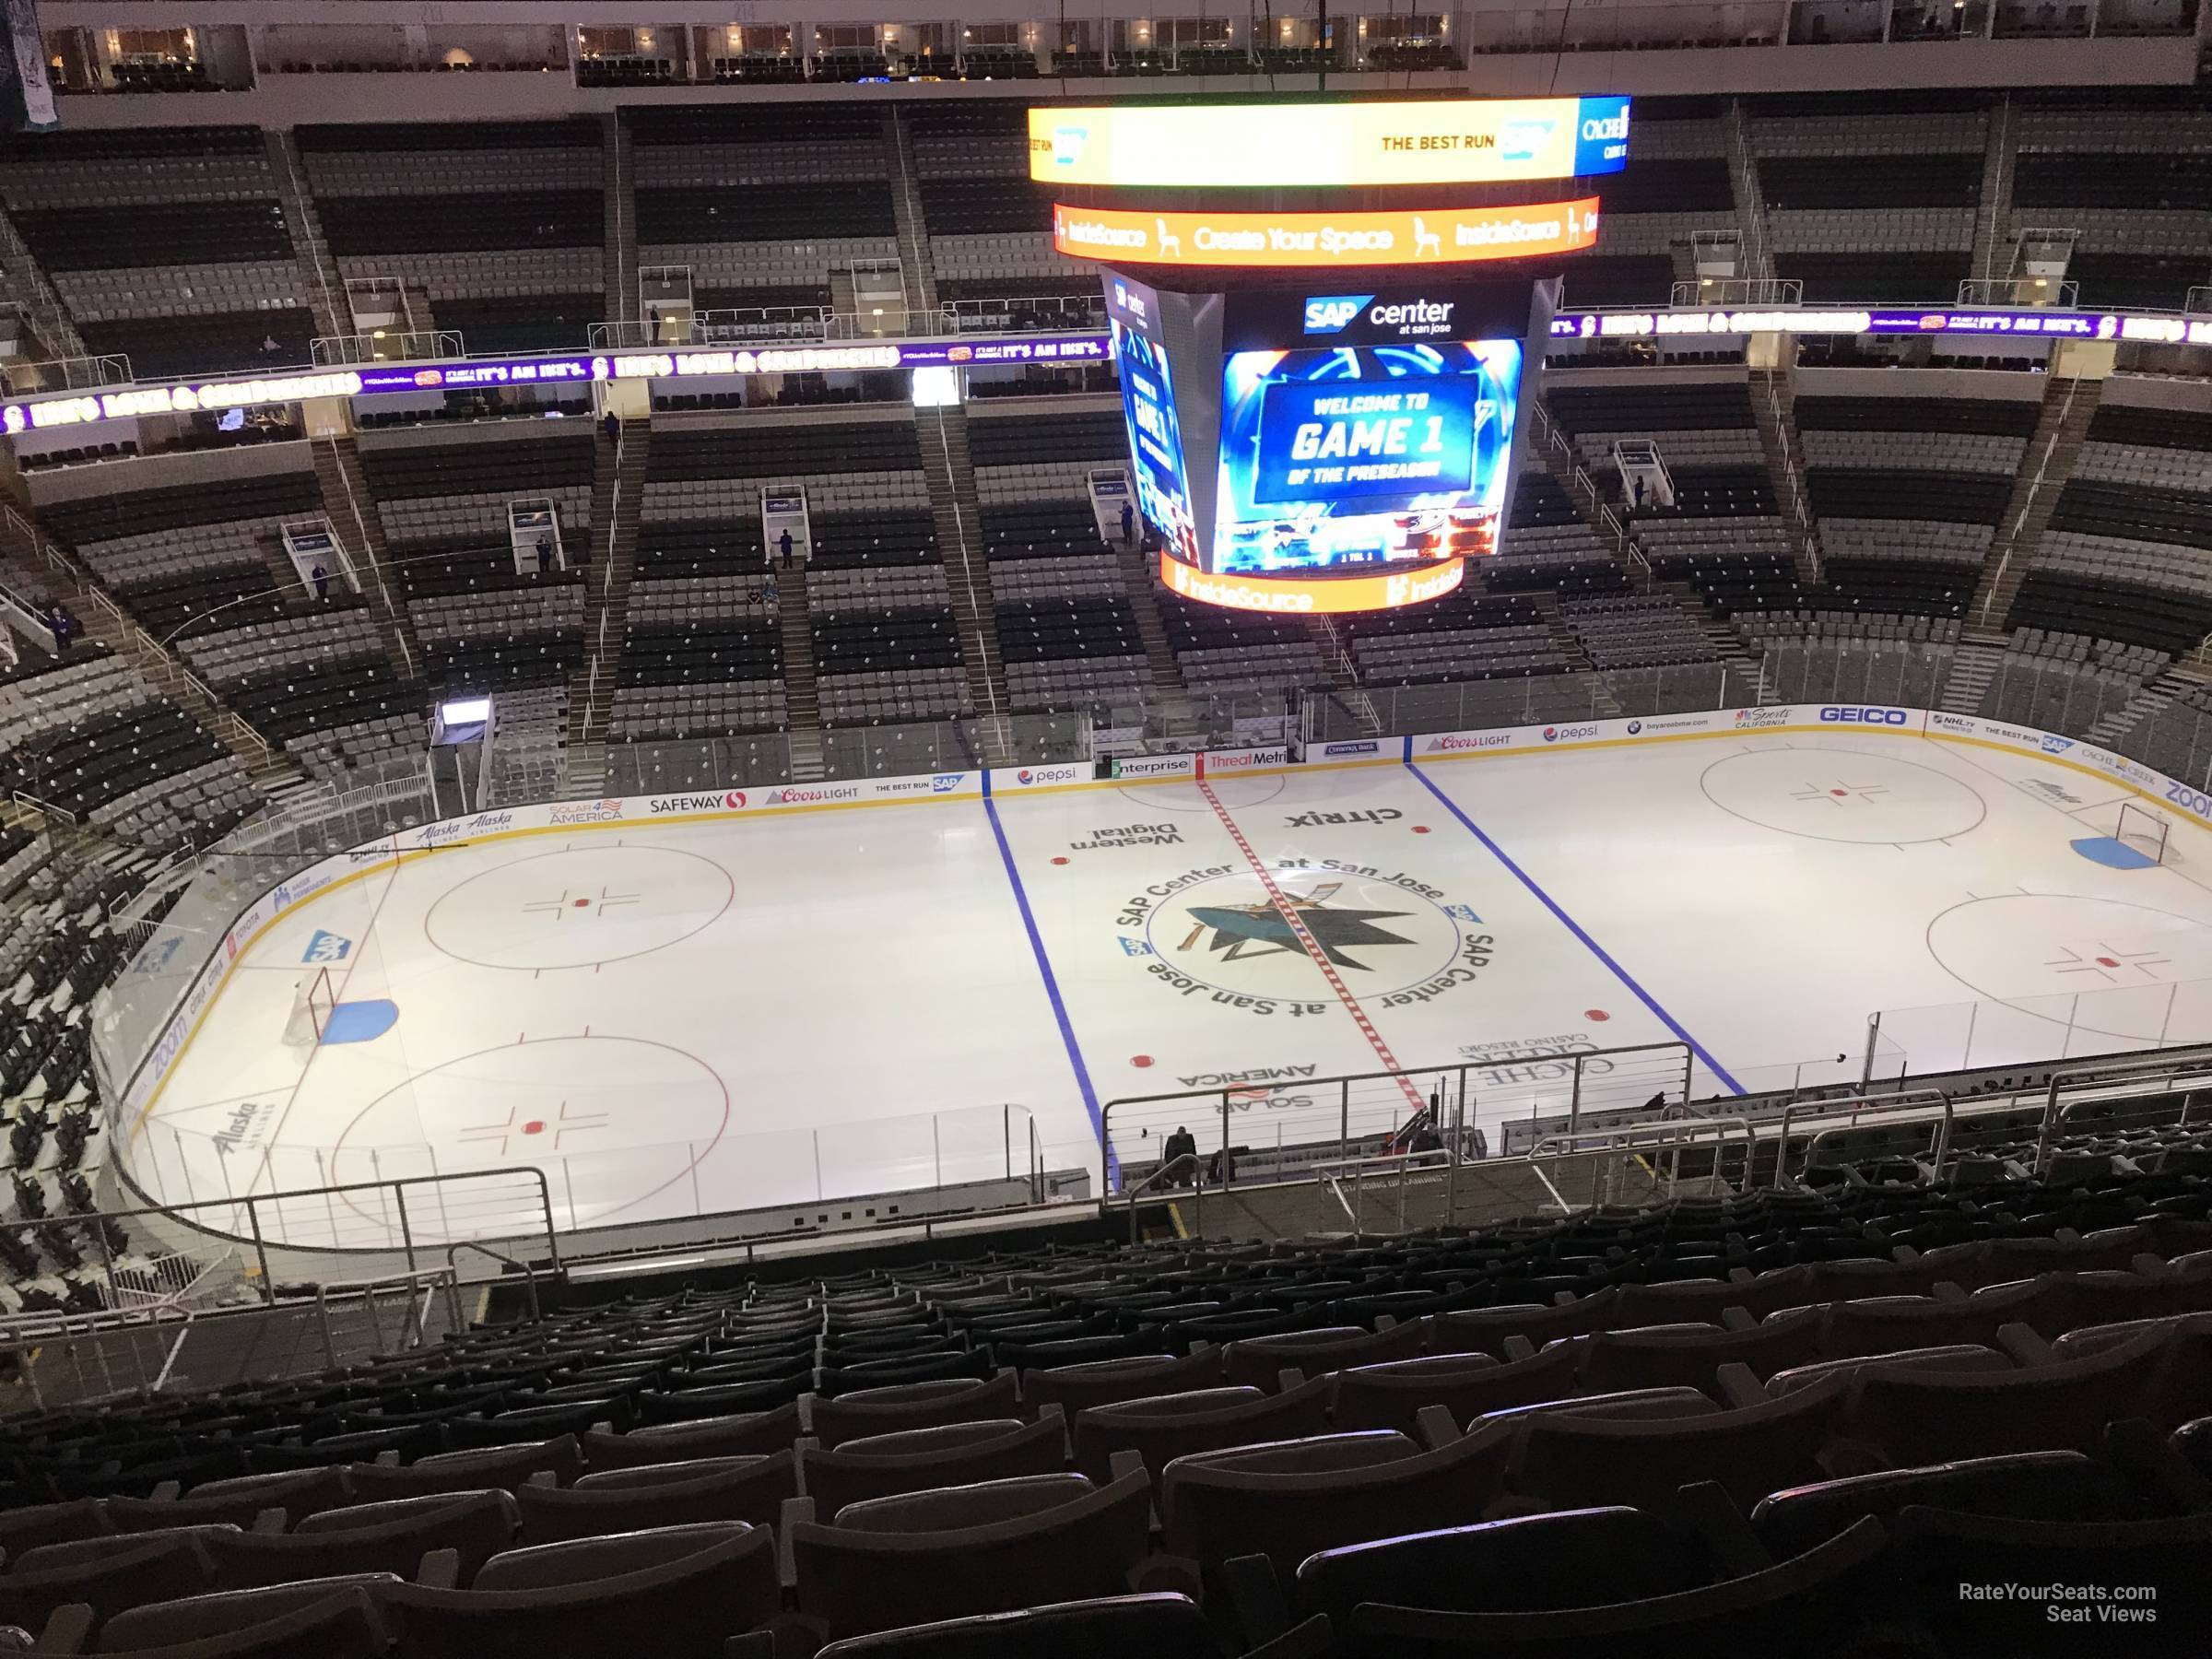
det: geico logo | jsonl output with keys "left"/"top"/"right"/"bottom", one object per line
{"left": 1582, "top": 113, "right": 1630, "bottom": 140}
{"left": 1819, "top": 707, "right": 1909, "bottom": 725}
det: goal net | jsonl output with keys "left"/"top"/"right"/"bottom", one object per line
{"left": 2116, "top": 801, "right": 2171, "bottom": 867}
{"left": 283, "top": 966, "right": 335, "bottom": 1047}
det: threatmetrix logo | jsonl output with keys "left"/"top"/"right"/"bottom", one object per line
{"left": 1303, "top": 294, "right": 1376, "bottom": 334}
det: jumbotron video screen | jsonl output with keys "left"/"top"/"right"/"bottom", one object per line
{"left": 1215, "top": 336, "right": 1520, "bottom": 575}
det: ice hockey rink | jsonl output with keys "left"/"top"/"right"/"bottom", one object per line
{"left": 126, "top": 720, "right": 2212, "bottom": 1247}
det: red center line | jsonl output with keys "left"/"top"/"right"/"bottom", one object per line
{"left": 1194, "top": 776, "right": 1429, "bottom": 1117}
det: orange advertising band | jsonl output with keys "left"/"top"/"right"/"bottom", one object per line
{"left": 1054, "top": 199, "right": 1601, "bottom": 268}
{"left": 1159, "top": 551, "right": 1468, "bottom": 615}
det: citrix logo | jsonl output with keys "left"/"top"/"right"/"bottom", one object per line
{"left": 1820, "top": 707, "right": 1909, "bottom": 725}
{"left": 1303, "top": 294, "right": 1376, "bottom": 334}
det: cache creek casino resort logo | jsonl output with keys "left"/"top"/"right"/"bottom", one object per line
{"left": 1112, "top": 858, "right": 1498, "bottom": 1017}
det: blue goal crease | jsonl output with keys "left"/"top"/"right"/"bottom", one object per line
{"left": 1403, "top": 759, "right": 1748, "bottom": 1097}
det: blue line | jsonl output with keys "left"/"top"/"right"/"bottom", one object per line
{"left": 982, "top": 790, "right": 1103, "bottom": 1143}
{"left": 1405, "top": 759, "right": 1747, "bottom": 1095}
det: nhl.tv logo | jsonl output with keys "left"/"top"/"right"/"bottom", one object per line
{"left": 1303, "top": 295, "right": 1376, "bottom": 335}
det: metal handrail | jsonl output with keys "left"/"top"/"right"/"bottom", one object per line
{"left": 445, "top": 1240, "right": 542, "bottom": 1324}
{"left": 1525, "top": 1113, "right": 1757, "bottom": 1209}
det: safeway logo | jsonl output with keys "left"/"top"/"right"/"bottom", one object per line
{"left": 726, "top": 791, "right": 747, "bottom": 809}
{"left": 1302, "top": 294, "right": 1375, "bottom": 334}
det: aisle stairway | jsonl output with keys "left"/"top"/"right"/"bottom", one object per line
{"left": 777, "top": 565, "right": 826, "bottom": 782}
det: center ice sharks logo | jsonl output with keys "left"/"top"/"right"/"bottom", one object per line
{"left": 1179, "top": 880, "right": 1416, "bottom": 971}
{"left": 1112, "top": 863, "right": 1498, "bottom": 1019}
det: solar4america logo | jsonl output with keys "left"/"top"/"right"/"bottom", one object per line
{"left": 1113, "top": 860, "right": 1498, "bottom": 1018}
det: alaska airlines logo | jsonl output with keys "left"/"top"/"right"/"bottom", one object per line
{"left": 1303, "top": 294, "right": 1376, "bottom": 334}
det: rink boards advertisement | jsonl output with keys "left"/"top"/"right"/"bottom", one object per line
{"left": 112, "top": 710, "right": 2205, "bottom": 1128}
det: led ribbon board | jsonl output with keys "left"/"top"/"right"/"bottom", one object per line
{"left": 1053, "top": 200, "right": 1602, "bottom": 269}
{"left": 1030, "top": 97, "right": 1631, "bottom": 188}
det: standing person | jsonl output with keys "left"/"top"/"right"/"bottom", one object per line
{"left": 1162, "top": 1124, "right": 1196, "bottom": 1185}
{"left": 778, "top": 527, "right": 795, "bottom": 569}
{"left": 1119, "top": 500, "right": 1135, "bottom": 546}
{"left": 46, "top": 605, "right": 69, "bottom": 653}
{"left": 311, "top": 562, "right": 329, "bottom": 602}
{"left": 602, "top": 411, "right": 620, "bottom": 444}
{"left": 535, "top": 532, "right": 554, "bottom": 575}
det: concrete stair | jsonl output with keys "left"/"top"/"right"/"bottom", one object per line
{"left": 2085, "top": 667, "right": 2196, "bottom": 749}
{"left": 915, "top": 406, "right": 1013, "bottom": 766}
{"left": 1938, "top": 641, "right": 2007, "bottom": 714}
{"left": 0, "top": 505, "right": 304, "bottom": 792}
{"left": 265, "top": 129, "right": 347, "bottom": 343}
{"left": 1747, "top": 366, "right": 1824, "bottom": 582}
{"left": 311, "top": 435, "right": 423, "bottom": 683}
{"left": 776, "top": 565, "right": 827, "bottom": 783}
{"left": 1969, "top": 374, "right": 2103, "bottom": 632}
{"left": 1525, "top": 401, "right": 1644, "bottom": 586}
{"left": 1969, "top": 94, "right": 2018, "bottom": 290}
{"left": 1112, "top": 537, "right": 1192, "bottom": 709}
{"left": 0, "top": 204, "right": 88, "bottom": 363}
{"left": 886, "top": 109, "right": 940, "bottom": 321}
{"left": 1304, "top": 615, "right": 1382, "bottom": 736}
{"left": 568, "top": 422, "right": 647, "bottom": 753}
{"left": 1722, "top": 99, "right": 1777, "bottom": 282}
{"left": 603, "top": 112, "right": 636, "bottom": 328}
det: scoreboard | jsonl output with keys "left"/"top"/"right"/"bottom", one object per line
{"left": 1105, "top": 276, "right": 1555, "bottom": 614}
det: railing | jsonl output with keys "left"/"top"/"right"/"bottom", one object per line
{"left": 311, "top": 1267, "right": 451, "bottom": 1369}
{"left": 1525, "top": 1112, "right": 1757, "bottom": 1209}
{"left": 312, "top": 330, "right": 463, "bottom": 367}
{"left": 2189, "top": 288, "right": 2212, "bottom": 319}
{"left": 1667, "top": 277, "right": 1803, "bottom": 308}
{"left": 0, "top": 504, "right": 273, "bottom": 766}
{"left": 1957, "top": 277, "right": 2078, "bottom": 310}
{"left": 937, "top": 297, "right": 1102, "bottom": 335}
{"left": 1976, "top": 374, "right": 2082, "bottom": 629}
{"left": 1100, "top": 1042, "right": 1698, "bottom": 1198}
{"left": 446, "top": 1241, "right": 541, "bottom": 1324}
{"left": 0, "top": 352, "right": 131, "bottom": 392}
{"left": 318, "top": 437, "right": 418, "bottom": 678}
{"left": 1313, "top": 1148, "right": 1453, "bottom": 1232}
{"left": 1757, "top": 370, "right": 1821, "bottom": 581}
{"left": 577, "top": 423, "right": 628, "bottom": 745}
{"left": 921, "top": 407, "right": 1004, "bottom": 742}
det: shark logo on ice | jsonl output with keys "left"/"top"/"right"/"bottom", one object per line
{"left": 303, "top": 930, "right": 351, "bottom": 966}
{"left": 1181, "top": 881, "right": 1418, "bottom": 973}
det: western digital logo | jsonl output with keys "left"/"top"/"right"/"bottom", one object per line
{"left": 1303, "top": 295, "right": 1375, "bottom": 334}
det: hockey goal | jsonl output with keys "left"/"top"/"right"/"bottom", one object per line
{"left": 283, "top": 966, "right": 335, "bottom": 1047}
{"left": 2115, "top": 801, "right": 2172, "bottom": 867}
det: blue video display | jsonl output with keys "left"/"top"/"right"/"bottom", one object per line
{"left": 1215, "top": 339, "right": 1520, "bottom": 574}
{"left": 1110, "top": 318, "right": 1200, "bottom": 566}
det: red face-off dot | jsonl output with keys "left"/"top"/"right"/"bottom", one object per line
{"left": 1585, "top": 1009, "right": 1611, "bottom": 1022}
{"left": 1051, "top": 856, "right": 1069, "bottom": 865}
{"left": 573, "top": 898, "right": 590, "bottom": 908}
{"left": 2098, "top": 957, "right": 2120, "bottom": 968}
{"left": 1412, "top": 825, "right": 1430, "bottom": 833}
{"left": 1830, "top": 789, "right": 1849, "bottom": 797}
{"left": 1131, "top": 1054, "right": 1154, "bottom": 1068}
{"left": 522, "top": 1121, "right": 545, "bottom": 1135}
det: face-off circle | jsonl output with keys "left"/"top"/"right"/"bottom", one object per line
{"left": 1116, "top": 774, "right": 1287, "bottom": 812}
{"left": 1698, "top": 748, "right": 1986, "bottom": 845}
{"left": 424, "top": 844, "right": 734, "bottom": 971}
{"left": 1925, "top": 893, "right": 2212, "bottom": 1042}
{"left": 329, "top": 1034, "right": 730, "bottom": 1233}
